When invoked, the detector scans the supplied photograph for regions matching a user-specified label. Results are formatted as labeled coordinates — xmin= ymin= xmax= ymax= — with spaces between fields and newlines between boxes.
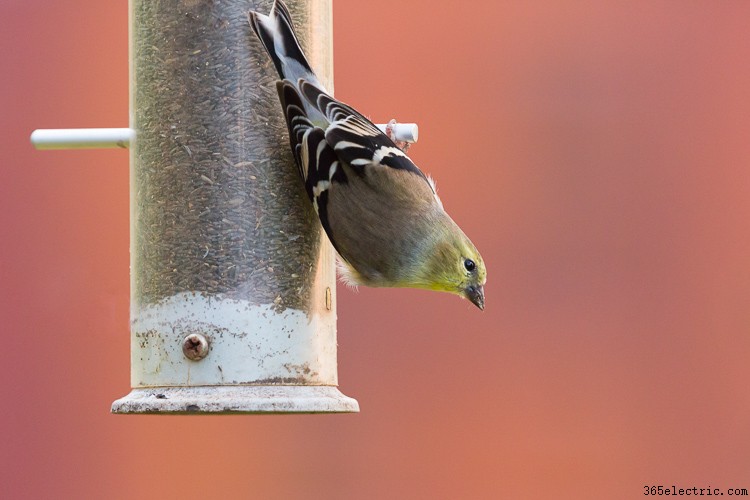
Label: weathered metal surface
xmin=129 ymin=287 xmax=337 ymax=386
xmin=112 ymin=386 xmax=359 ymax=414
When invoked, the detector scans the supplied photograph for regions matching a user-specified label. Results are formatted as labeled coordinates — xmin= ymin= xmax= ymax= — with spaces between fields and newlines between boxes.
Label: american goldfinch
xmin=249 ymin=0 xmax=487 ymax=309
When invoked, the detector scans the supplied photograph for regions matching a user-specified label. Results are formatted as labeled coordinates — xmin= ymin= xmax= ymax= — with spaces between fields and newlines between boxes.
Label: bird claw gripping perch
xmin=385 ymin=119 xmax=412 ymax=153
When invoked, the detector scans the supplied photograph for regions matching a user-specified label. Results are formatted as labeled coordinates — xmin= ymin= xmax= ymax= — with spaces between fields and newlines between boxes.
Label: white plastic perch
xmin=30 ymin=123 xmax=418 ymax=150
xmin=376 ymin=122 xmax=419 ymax=143
xmin=30 ymin=128 xmax=134 ymax=149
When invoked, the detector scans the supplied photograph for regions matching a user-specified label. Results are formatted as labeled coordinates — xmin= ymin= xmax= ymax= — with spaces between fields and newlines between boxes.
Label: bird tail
xmin=248 ymin=0 xmax=319 ymax=86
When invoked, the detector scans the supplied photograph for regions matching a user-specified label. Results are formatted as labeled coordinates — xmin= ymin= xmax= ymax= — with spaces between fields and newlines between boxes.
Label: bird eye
xmin=464 ymin=259 xmax=476 ymax=272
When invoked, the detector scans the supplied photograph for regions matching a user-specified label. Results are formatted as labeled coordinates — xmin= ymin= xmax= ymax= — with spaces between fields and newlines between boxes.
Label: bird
xmin=249 ymin=0 xmax=487 ymax=310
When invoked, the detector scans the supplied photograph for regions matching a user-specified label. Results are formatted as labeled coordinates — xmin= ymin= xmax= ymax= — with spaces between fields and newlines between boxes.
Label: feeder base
xmin=111 ymin=385 xmax=359 ymax=414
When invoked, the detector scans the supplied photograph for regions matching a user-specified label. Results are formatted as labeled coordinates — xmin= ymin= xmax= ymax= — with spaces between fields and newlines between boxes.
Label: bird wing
xmin=298 ymin=80 xmax=434 ymax=184
xmin=276 ymin=79 xmax=442 ymax=283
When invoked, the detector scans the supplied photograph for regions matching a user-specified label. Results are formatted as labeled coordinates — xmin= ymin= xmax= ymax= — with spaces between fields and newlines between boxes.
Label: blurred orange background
xmin=2 ymin=1 xmax=749 ymax=498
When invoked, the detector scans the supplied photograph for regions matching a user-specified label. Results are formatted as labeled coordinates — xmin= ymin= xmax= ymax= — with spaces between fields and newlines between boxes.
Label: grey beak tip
xmin=466 ymin=285 xmax=485 ymax=311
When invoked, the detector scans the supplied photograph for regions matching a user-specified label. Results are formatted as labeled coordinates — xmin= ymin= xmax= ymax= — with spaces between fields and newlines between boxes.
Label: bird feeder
xmin=32 ymin=0 xmax=417 ymax=414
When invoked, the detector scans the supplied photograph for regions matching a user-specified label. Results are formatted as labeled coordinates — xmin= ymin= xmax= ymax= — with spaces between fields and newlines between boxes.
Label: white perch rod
xmin=31 ymin=124 xmax=418 ymax=150
xmin=375 ymin=122 xmax=419 ymax=143
xmin=30 ymin=128 xmax=135 ymax=150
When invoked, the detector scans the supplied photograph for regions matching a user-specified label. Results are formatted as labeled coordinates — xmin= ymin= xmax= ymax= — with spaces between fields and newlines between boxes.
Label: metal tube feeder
xmin=111 ymin=0 xmax=356 ymax=413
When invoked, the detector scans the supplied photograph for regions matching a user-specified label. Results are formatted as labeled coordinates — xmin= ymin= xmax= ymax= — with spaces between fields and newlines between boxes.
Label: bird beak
xmin=465 ymin=285 xmax=485 ymax=310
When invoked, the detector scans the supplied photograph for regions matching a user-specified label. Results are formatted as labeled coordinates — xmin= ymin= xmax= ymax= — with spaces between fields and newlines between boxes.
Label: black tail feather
xmin=249 ymin=0 xmax=314 ymax=80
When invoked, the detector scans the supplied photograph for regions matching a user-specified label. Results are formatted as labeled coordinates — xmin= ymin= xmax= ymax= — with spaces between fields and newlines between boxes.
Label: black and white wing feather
xmin=299 ymin=81 xmax=432 ymax=182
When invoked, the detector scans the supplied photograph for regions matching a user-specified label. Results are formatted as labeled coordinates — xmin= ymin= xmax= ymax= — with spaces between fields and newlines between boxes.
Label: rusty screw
xmin=182 ymin=333 xmax=209 ymax=361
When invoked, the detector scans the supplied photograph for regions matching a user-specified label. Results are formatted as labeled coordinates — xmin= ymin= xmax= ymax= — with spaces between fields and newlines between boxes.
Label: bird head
xmin=418 ymin=224 xmax=487 ymax=310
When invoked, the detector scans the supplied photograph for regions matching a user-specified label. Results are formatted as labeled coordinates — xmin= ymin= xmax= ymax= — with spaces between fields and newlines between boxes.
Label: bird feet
xmin=385 ymin=119 xmax=411 ymax=153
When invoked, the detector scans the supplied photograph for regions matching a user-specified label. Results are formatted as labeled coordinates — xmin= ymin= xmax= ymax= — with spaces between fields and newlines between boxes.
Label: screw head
xmin=182 ymin=333 xmax=209 ymax=361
